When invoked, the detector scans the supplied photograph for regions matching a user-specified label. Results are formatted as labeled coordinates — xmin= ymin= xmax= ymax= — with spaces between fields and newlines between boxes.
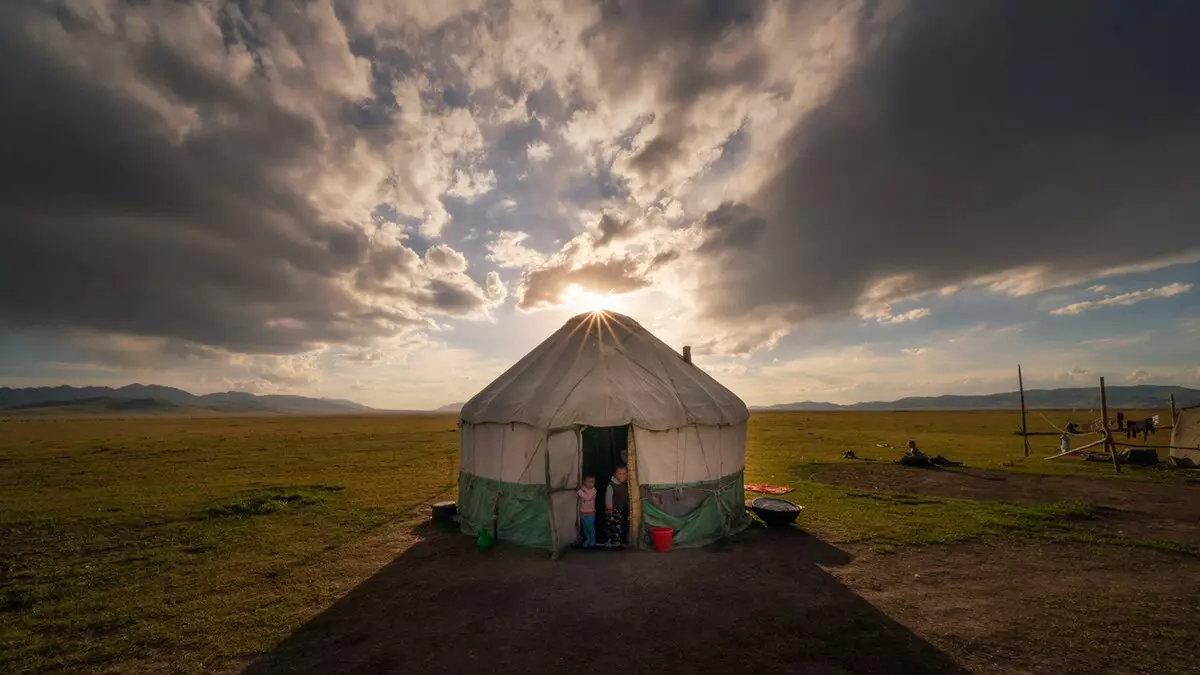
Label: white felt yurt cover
xmin=460 ymin=311 xmax=749 ymax=430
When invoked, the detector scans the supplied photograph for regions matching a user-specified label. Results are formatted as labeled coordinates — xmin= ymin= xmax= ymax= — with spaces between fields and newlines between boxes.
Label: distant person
xmin=1060 ymin=433 xmax=1071 ymax=454
xmin=1065 ymin=421 xmax=1080 ymax=435
xmin=897 ymin=440 xmax=963 ymax=467
xmin=901 ymin=439 xmax=928 ymax=463
xmin=605 ymin=466 xmax=629 ymax=548
xmin=577 ymin=475 xmax=597 ymax=549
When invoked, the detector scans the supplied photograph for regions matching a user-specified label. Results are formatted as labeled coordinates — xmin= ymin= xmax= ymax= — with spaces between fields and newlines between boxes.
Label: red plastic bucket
xmin=649 ymin=526 xmax=673 ymax=552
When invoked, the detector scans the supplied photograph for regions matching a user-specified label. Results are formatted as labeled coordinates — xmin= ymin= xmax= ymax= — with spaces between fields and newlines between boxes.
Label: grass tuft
xmin=203 ymin=491 xmax=328 ymax=518
xmin=1132 ymin=539 xmax=1197 ymax=556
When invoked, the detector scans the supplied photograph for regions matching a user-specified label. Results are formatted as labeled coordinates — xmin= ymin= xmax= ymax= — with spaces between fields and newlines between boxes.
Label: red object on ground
xmin=744 ymin=483 xmax=794 ymax=495
xmin=649 ymin=526 xmax=673 ymax=552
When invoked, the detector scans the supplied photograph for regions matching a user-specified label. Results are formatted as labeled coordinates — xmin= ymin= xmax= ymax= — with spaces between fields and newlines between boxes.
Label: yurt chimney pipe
xmin=682 ymin=345 xmax=692 ymax=364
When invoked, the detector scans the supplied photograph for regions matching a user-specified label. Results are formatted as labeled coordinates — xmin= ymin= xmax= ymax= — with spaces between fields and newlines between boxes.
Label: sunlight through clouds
xmin=1 ymin=0 xmax=1199 ymax=406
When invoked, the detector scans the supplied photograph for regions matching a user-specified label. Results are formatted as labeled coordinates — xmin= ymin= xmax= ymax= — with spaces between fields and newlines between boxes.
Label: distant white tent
xmin=1170 ymin=406 xmax=1200 ymax=467
xmin=458 ymin=311 xmax=750 ymax=551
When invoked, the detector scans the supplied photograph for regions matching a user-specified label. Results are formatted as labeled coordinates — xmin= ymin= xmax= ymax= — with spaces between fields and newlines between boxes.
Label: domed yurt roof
xmin=460 ymin=311 xmax=748 ymax=430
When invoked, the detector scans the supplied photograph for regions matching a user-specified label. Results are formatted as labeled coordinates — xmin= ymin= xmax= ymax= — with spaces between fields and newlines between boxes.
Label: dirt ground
xmin=241 ymin=518 xmax=1200 ymax=674
xmin=830 ymin=539 xmax=1200 ymax=674
xmin=806 ymin=462 xmax=1200 ymax=547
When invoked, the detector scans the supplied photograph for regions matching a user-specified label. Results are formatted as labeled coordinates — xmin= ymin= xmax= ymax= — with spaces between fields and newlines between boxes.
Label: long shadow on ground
xmin=246 ymin=523 xmax=967 ymax=675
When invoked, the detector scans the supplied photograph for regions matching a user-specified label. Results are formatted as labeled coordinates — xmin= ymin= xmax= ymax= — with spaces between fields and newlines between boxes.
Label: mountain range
xmin=0 ymin=384 xmax=378 ymax=415
xmin=750 ymin=385 xmax=1200 ymax=412
xmin=4 ymin=383 xmax=1195 ymax=417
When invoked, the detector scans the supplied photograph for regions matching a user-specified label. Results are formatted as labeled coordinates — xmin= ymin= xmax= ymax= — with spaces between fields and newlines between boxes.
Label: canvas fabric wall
xmin=640 ymin=471 xmax=750 ymax=548
xmin=457 ymin=473 xmax=552 ymax=549
xmin=633 ymin=423 xmax=745 ymax=485
xmin=458 ymin=421 xmax=747 ymax=550
xmin=1170 ymin=407 xmax=1200 ymax=466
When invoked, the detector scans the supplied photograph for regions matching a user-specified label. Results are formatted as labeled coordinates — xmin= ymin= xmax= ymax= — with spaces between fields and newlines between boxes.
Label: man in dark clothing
xmin=897 ymin=440 xmax=964 ymax=467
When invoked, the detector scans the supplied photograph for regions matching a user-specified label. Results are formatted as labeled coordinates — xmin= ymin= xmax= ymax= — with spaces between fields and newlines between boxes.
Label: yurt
xmin=1169 ymin=406 xmax=1200 ymax=467
xmin=457 ymin=311 xmax=750 ymax=551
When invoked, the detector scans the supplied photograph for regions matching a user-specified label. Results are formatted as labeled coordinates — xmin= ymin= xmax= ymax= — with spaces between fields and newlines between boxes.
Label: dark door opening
xmin=581 ymin=425 xmax=628 ymax=545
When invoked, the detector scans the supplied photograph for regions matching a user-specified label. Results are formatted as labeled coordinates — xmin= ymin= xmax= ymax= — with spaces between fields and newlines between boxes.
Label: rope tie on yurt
xmin=695 ymin=423 xmax=714 ymax=483
xmin=514 ymin=422 xmax=549 ymax=482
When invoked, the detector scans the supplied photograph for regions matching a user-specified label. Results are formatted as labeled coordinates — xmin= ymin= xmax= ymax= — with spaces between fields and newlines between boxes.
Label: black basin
xmin=431 ymin=501 xmax=458 ymax=522
xmin=750 ymin=497 xmax=802 ymax=527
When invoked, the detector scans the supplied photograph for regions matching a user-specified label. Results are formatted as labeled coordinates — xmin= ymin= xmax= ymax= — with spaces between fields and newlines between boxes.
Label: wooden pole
xmin=1170 ymin=394 xmax=1178 ymax=426
xmin=492 ymin=491 xmax=502 ymax=539
xmin=1018 ymin=365 xmax=1030 ymax=457
xmin=1111 ymin=441 xmax=1199 ymax=451
xmin=1044 ymin=436 xmax=1107 ymax=460
xmin=1100 ymin=377 xmax=1120 ymax=474
xmin=626 ymin=426 xmax=643 ymax=549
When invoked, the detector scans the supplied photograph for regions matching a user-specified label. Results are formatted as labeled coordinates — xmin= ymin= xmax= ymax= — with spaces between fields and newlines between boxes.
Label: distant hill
xmin=0 ymin=384 xmax=378 ymax=416
xmin=752 ymin=385 xmax=1200 ymax=412
xmin=2 ymin=396 xmax=201 ymax=417
xmin=433 ymin=402 xmax=465 ymax=413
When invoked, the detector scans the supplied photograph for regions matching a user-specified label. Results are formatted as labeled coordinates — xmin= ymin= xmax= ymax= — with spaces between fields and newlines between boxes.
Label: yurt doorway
xmin=582 ymin=425 xmax=629 ymax=545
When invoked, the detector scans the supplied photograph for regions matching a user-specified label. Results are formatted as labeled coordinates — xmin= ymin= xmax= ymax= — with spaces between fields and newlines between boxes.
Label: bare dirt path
xmin=833 ymin=539 xmax=1200 ymax=675
xmin=240 ymin=522 xmax=1200 ymax=675
xmin=805 ymin=463 xmax=1200 ymax=546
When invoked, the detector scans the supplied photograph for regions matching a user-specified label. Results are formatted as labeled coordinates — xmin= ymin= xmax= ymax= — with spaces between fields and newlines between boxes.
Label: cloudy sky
xmin=2 ymin=0 xmax=1199 ymax=409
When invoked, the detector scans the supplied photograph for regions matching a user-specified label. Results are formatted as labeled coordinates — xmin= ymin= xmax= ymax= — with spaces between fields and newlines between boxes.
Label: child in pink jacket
xmin=577 ymin=475 xmax=597 ymax=548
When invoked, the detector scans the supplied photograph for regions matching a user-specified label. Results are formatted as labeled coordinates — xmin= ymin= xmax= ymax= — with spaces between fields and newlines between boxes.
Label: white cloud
xmin=1079 ymin=334 xmax=1150 ymax=348
xmin=425 ymin=244 xmax=469 ymax=272
xmin=853 ymin=275 xmax=946 ymax=325
xmin=526 ymin=141 xmax=552 ymax=162
xmin=485 ymin=271 xmax=508 ymax=302
xmin=1051 ymin=283 xmax=1192 ymax=316
xmin=487 ymin=231 xmax=547 ymax=269
xmin=1126 ymin=369 xmax=1154 ymax=384
xmin=876 ymin=308 xmax=932 ymax=324
xmin=978 ymin=250 xmax=1200 ymax=297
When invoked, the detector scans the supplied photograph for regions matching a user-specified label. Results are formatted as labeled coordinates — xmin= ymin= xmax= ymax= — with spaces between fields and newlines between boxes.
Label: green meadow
xmin=0 ymin=410 xmax=1192 ymax=673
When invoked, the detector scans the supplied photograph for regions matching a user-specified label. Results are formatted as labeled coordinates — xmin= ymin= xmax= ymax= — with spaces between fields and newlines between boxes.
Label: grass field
xmin=2 ymin=410 xmax=1197 ymax=673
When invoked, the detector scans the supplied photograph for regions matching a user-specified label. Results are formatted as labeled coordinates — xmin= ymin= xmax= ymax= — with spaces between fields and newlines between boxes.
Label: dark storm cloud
xmin=594 ymin=213 xmax=635 ymax=247
xmin=694 ymin=0 xmax=1200 ymax=327
xmin=585 ymin=0 xmax=769 ymax=179
xmin=0 ymin=4 xmax=486 ymax=356
xmin=695 ymin=203 xmax=765 ymax=255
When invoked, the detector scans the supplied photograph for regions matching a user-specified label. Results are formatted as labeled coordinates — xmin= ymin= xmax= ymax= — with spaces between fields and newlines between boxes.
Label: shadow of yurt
xmin=244 ymin=523 xmax=968 ymax=674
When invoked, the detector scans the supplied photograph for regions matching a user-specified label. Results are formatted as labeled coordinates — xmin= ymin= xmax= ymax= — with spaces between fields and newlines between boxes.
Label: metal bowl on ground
xmin=750 ymin=497 xmax=802 ymax=527
xmin=431 ymin=501 xmax=458 ymax=523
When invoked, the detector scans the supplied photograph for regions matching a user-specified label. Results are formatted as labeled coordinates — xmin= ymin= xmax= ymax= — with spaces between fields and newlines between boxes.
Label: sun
xmin=562 ymin=284 xmax=621 ymax=313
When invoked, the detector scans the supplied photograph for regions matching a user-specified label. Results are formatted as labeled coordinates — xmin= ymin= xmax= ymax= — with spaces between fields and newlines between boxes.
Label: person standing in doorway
xmin=577 ymin=475 xmax=597 ymax=548
xmin=605 ymin=466 xmax=629 ymax=548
